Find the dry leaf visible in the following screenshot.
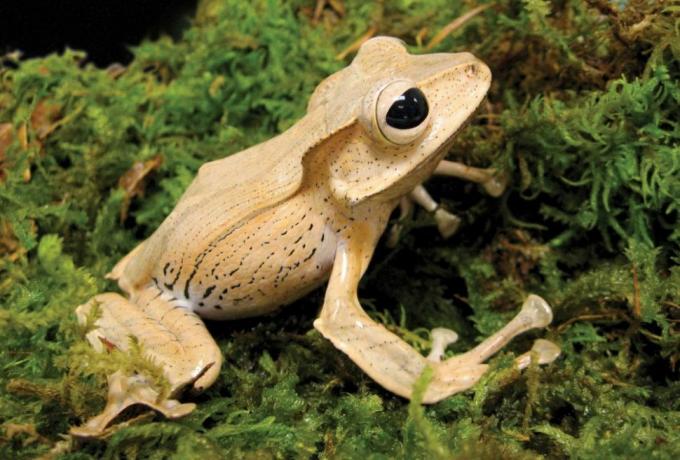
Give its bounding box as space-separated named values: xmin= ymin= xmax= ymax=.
xmin=30 ymin=100 xmax=63 ymax=140
xmin=0 ymin=219 xmax=24 ymax=261
xmin=0 ymin=123 xmax=13 ymax=181
xmin=118 ymin=155 xmax=164 ymax=222
xmin=425 ymin=5 xmax=491 ymax=50
xmin=336 ymin=26 xmax=378 ymax=60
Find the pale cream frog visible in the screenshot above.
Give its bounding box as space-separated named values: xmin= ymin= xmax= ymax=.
xmin=72 ymin=37 xmax=559 ymax=437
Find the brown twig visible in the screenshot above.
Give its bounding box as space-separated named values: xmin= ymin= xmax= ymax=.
xmin=556 ymin=311 xmax=630 ymax=333
xmin=425 ymin=4 xmax=491 ymax=50
xmin=313 ymin=0 xmax=326 ymax=24
xmin=415 ymin=27 xmax=429 ymax=47
xmin=335 ymin=26 xmax=378 ymax=60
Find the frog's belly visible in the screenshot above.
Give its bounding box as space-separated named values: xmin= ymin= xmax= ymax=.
xmin=156 ymin=201 xmax=338 ymax=320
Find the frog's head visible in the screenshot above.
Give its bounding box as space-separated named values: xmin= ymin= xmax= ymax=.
xmin=307 ymin=36 xmax=491 ymax=206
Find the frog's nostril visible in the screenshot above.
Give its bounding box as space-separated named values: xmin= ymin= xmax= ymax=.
xmin=464 ymin=64 xmax=478 ymax=77
xmin=465 ymin=62 xmax=491 ymax=82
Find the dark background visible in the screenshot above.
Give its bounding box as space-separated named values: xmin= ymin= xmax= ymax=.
xmin=0 ymin=0 xmax=198 ymax=67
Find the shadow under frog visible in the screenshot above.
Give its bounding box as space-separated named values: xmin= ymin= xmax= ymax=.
xmin=71 ymin=37 xmax=560 ymax=437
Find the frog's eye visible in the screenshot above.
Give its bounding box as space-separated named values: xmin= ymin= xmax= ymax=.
xmin=384 ymin=88 xmax=429 ymax=130
xmin=360 ymin=79 xmax=431 ymax=145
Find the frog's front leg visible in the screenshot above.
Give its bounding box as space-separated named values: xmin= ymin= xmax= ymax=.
xmin=419 ymin=160 xmax=509 ymax=238
xmin=410 ymin=185 xmax=462 ymax=238
xmin=389 ymin=161 xmax=508 ymax=243
xmin=70 ymin=287 xmax=222 ymax=437
xmin=314 ymin=224 xmax=559 ymax=403
xmin=386 ymin=186 xmax=460 ymax=247
xmin=433 ymin=159 xmax=508 ymax=197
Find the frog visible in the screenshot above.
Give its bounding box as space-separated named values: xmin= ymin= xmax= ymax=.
xmin=71 ymin=37 xmax=560 ymax=437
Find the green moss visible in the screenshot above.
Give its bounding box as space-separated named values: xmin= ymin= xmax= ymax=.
xmin=1 ymin=0 xmax=678 ymax=458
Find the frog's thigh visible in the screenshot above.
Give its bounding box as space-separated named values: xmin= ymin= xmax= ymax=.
xmin=433 ymin=159 xmax=508 ymax=197
xmin=314 ymin=230 xmax=559 ymax=404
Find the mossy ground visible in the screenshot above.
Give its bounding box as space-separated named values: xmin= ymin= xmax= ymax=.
xmin=1 ymin=0 xmax=678 ymax=458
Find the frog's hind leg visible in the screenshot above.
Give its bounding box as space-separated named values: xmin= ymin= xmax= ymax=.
xmin=70 ymin=288 xmax=222 ymax=438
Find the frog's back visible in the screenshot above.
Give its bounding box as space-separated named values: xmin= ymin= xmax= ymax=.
xmin=114 ymin=110 xmax=348 ymax=293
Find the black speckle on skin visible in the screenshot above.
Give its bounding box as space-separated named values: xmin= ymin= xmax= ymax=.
xmin=304 ymin=248 xmax=317 ymax=262
xmin=203 ymin=285 xmax=216 ymax=299
xmin=165 ymin=256 xmax=184 ymax=290
xmin=184 ymin=268 xmax=198 ymax=299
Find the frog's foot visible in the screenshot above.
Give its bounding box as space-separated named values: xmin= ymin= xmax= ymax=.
xmin=433 ymin=160 xmax=509 ymax=197
xmin=71 ymin=290 xmax=223 ymax=437
xmin=69 ymin=371 xmax=196 ymax=438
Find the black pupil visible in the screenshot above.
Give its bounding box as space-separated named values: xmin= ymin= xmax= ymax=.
xmin=385 ymin=87 xmax=429 ymax=129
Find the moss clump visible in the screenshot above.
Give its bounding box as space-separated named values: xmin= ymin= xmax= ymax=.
xmin=1 ymin=0 xmax=678 ymax=458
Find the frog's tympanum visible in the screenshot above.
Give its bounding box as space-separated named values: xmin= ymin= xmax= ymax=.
xmin=71 ymin=37 xmax=560 ymax=437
